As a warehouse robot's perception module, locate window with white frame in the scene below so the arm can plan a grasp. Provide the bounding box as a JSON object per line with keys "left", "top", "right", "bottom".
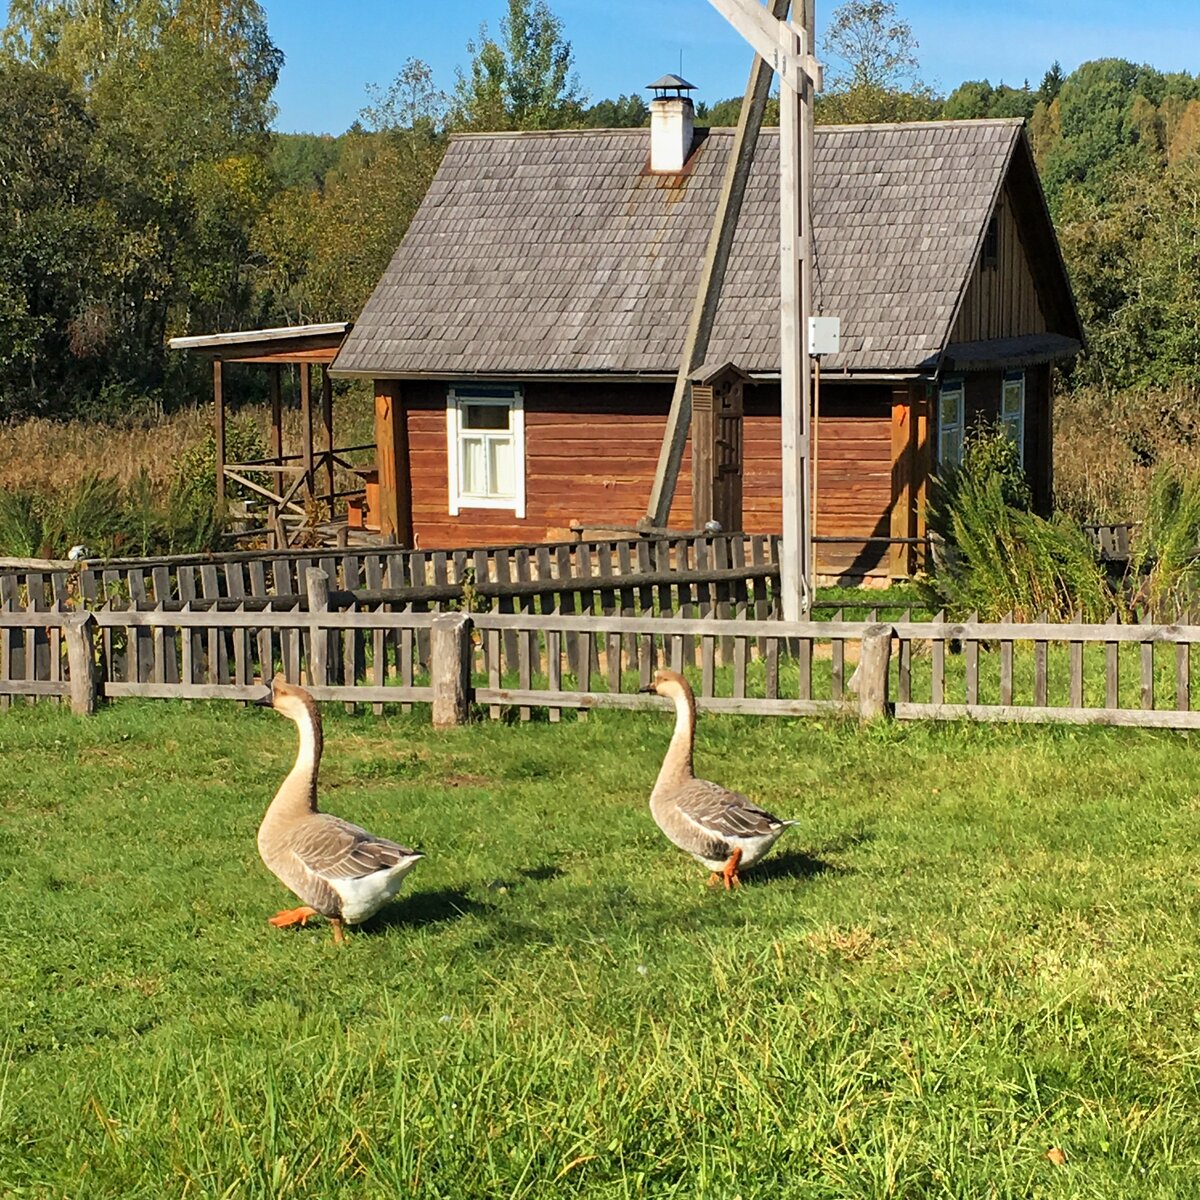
{"left": 446, "top": 385, "right": 525, "bottom": 517}
{"left": 1001, "top": 370, "right": 1025, "bottom": 464}
{"left": 938, "top": 378, "right": 965, "bottom": 469}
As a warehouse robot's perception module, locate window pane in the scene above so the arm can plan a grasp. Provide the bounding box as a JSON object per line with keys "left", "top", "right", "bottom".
{"left": 940, "top": 430, "right": 961, "bottom": 467}
{"left": 463, "top": 403, "right": 509, "bottom": 431}
{"left": 1002, "top": 387, "right": 1022, "bottom": 417}
{"left": 940, "top": 390, "right": 962, "bottom": 428}
{"left": 489, "top": 436, "right": 515, "bottom": 497}
{"left": 460, "top": 435, "right": 488, "bottom": 495}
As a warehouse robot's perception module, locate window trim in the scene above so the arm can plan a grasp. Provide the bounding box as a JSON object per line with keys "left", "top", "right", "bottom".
{"left": 938, "top": 377, "right": 965, "bottom": 470}
{"left": 446, "top": 384, "right": 526, "bottom": 518}
{"left": 1001, "top": 370, "right": 1025, "bottom": 465}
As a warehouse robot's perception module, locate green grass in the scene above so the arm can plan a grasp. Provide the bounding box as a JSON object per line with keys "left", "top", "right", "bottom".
{"left": 3, "top": 702, "right": 1200, "bottom": 1196}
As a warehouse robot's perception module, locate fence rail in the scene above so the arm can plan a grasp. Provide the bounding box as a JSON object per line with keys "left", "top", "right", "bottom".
{"left": 5, "top": 591, "right": 1200, "bottom": 730}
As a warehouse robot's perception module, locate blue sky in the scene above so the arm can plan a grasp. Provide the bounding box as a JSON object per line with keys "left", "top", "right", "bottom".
{"left": 265, "top": 0, "right": 1200, "bottom": 134}
{"left": 2, "top": 1, "right": 1198, "bottom": 133}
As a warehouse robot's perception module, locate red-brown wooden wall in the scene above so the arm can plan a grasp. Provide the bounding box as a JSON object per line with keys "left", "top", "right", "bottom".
{"left": 396, "top": 378, "right": 898, "bottom": 579}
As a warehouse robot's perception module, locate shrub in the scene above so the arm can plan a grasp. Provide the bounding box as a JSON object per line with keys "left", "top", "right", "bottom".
{"left": 923, "top": 422, "right": 1114, "bottom": 621}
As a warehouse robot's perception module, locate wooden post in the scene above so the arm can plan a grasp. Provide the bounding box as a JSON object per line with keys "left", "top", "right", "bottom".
{"left": 300, "top": 362, "right": 314, "bottom": 503}
{"left": 890, "top": 385, "right": 914, "bottom": 578}
{"left": 646, "top": 0, "right": 791, "bottom": 528}
{"left": 213, "top": 359, "right": 227, "bottom": 509}
{"left": 321, "top": 365, "right": 335, "bottom": 519}
{"left": 64, "top": 613, "right": 98, "bottom": 716}
{"left": 305, "top": 567, "right": 329, "bottom": 687}
{"left": 269, "top": 364, "right": 283, "bottom": 465}
{"left": 850, "top": 623, "right": 892, "bottom": 722}
{"left": 914, "top": 383, "right": 931, "bottom": 571}
{"left": 373, "top": 379, "right": 413, "bottom": 545}
{"left": 431, "top": 612, "right": 472, "bottom": 728}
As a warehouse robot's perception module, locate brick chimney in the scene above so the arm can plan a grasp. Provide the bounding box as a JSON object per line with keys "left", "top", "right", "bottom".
{"left": 647, "top": 74, "right": 696, "bottom": 172}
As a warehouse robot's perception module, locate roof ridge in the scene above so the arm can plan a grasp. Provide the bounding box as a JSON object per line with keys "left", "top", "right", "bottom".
{"left": 448, "top": 117, "right": 1025, "bottom": 144}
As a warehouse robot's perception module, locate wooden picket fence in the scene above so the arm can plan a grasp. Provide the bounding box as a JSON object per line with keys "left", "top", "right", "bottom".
{"left": 6, "top": 596, "right": 1200, "bottom": 729}
{"left": 0, "top": 532, "right": 782, "bottom": 621}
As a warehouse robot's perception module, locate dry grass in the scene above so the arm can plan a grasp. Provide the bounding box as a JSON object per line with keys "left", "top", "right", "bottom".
{"left": 0, "top": 393, "right": 377, "bottom": 499}
{"left": 1054, "top": 383, "right": 1200, "bottom": 524}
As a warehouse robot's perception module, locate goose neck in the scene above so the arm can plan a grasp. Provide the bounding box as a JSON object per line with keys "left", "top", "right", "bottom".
{"left": 268, "top": 704, "right": 322, "bottom": 818}
{"left": 654, "top": 686, "right": 695, "bottom": 794}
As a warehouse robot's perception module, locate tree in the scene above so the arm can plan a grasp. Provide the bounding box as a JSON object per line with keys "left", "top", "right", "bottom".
{"left": 581, "top": 93, "right": 648, "bottom": 128}
{"left": 818, "top": 0, "right": 934, "bottom": 124}
{"left": 451, "top": 0, "right": 585, "bottom": 131}
{"left": 0, "top": 62, "right": 108, "bottom": 415}
{"left": 823, "top": 0, "right": 920, "bottom": 92}
{"left": 1, "top": 0, "right": 283, "bottom": 410}
{"left": 1037, "top": 61, "right": 1064, "bottom": 106}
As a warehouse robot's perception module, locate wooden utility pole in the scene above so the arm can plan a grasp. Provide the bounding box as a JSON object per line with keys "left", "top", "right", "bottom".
{"left": 645, "top": 0, "right": 791, "bottom": 529}
{"left": 707, "top": 0, "right": 821, "bottom": 619}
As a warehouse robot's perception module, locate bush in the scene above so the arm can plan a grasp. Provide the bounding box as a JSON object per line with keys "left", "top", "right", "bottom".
{"left": 923, "top": 422, "right": 1114, "bottom": 621}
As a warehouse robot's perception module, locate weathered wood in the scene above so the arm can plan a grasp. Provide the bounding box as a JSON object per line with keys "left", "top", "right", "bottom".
{"left": 431, "top": 612, "right": 473, "bottom": 728}
{"left": 896, "top": 702, "right": 1200, "bottom": 731}
{"left": 373, "top": 380, "right": 412, "bottom": 544}
{"left": 850, "top": 623, "right": 892, "bottom": 721}
{"left": 214, "top": 359, "right": 226, "bottom": 508}
{"left": 65, "top": 614, "right": 98, "bottom": 715}
{"left": 646, "top": 0, "right": 790, "bottom": 527}
{"left": 477, "top": 687, "right": 845, "bottom": 718}
{"left": 306, "top": 568, "right": 330, "bottom": 686}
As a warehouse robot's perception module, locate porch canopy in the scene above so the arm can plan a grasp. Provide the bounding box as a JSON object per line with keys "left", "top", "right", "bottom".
{"left": 169, "top": 323, "right": 361, "bottom": 545}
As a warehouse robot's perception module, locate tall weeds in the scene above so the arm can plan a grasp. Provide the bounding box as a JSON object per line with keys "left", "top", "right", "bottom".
{"left": 924, "top": 423, "right": 1114, "bottom": 621}
{"left": 1130, "top": 467, "right": 1200, "bottom": 616}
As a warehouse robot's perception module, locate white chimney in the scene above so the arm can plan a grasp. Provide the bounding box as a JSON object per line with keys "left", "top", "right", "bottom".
{"left": 647, "top": 75, "right": 696, "bottom": 172}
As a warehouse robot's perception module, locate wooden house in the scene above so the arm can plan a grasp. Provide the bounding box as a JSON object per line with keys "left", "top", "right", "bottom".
{"left": 332, "top": 110, "right": 1081, "bottom": 579}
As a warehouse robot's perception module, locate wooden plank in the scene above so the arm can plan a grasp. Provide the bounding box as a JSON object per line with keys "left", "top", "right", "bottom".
{"left": 1178, "top": 639, "right": 1191, "bottom": 713}
{"left": 932, "top": 609, "right": 945, "bottom": 705}
{"left": 0, "top": 679, "right": 72, "bottom": 698}
{"left": 965, "top": 612, "right": 979, "bottom": 706}
{"left": 247, "top": 559, "right": 271, "bottom": 685}
{"left": 766, "top": 637, "right": 779, "bottom": 699}
{"left": 104, "top": 682, "right": 432, "bottom": 703}
{"left": 151, "top": 565, "right": 175, "bottom": 685}
{"left": 547, "top": 628, "right": 562, "bottom": 723}
{"left": 999, "top": 619, "right": 1013, "bottom": 707}
{"left": 889, "top": 389, "right": 913, "bottom": 577}
{"left": 1070, "top": 634, "right": 1084, "bottom": 709}
{"left": 1142, "top": 637, "right": 1155, "bottom": 711}
{"left": 477, "top": 688, "right": 844, "bottom": 718}
{"left": 831, "top": 609, "right": 845, "bottom": 702}
{"left": 0, "top": 573, "right": 14, "bottom": 709}
{"left": 200, "top": 565, "right": 225, "bottom": 684}
{"left": 225, "top": 562, "right": 248, "bottom": 694}
{"left": 1106, "top": 611, "right": 1119, "bottom": 710}
{"left": 487, "top": 627, "right": 501, "bottom": 720}
{"left": 896, "top": 702, "right": 1200, "bottom": 730}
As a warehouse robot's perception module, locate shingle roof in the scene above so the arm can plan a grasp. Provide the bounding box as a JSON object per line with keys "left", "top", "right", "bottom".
{"left": 333, "top": 119, "right": 1026, "bottom": 378}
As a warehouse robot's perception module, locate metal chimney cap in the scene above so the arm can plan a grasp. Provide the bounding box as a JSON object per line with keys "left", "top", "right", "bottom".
{"left": 647, "top": 74, "right": 697, "bottom": 95}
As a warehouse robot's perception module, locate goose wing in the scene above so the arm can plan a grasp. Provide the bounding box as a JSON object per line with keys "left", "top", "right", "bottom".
{"left": 290, "top": 814, "right": 421, "bottom": 884}
{"left": 673, "top": 778, "right": 791, "bottom": 840}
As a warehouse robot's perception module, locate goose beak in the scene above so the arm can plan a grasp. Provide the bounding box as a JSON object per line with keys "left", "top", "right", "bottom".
{"left": 638, "top": 683, "right": 657, "bottom": 694}
{"left": 253, "top": 684, "right": 274, "bottom": 707}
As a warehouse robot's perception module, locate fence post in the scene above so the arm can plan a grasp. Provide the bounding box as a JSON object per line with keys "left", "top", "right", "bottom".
{"left": 431, "top": 612, "right": 473, "bottom": 728}
{"left": 65, "top": 613, "right": 98, "bottom": 716}
{"left": 305, "top": 568, "right": 329, "bottom": 687}
{"left": 850, "top": 623, "right": 893, "bottom": 722}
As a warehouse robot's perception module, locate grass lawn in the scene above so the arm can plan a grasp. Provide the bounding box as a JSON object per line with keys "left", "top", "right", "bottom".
{"left": 3, "top": 700, "right": 1200, "bottom": 1197}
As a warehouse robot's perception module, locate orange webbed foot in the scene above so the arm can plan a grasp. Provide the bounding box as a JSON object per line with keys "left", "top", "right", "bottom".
{"left": 721, "top": 848, "right": 744, "bottom": 891}
{"left": 268, "top": 905, "right": 319, "bottom": 929}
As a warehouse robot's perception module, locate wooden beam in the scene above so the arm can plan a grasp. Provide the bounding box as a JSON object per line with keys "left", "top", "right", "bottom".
{"left": 777, "top": 4, "right": 815, "bottom": 618}
{"left": 269, "top": 364, "right": 283, "bottom": 465}
{"left": 890, "top": 385, "right": 914, "bottom": 577}
{"left": 321, "top": 366, "right": 335, "bottom": 519}
{"left": 914, "top": 383, "right": 931, "bottom": 571}
{"left": 299, "top": 362, "right": 314, "bottom": 502}
{"left": 705, "top": 0, "right": 811, "bottom": 91}
{"left": 646, "top": 0, "right": 792, "bottom": 529}
{"left": 213, "top": 359, "right": 226, "bottom": 509}
{"left": 373, "top": 379, "right": 412, "bottom": 545}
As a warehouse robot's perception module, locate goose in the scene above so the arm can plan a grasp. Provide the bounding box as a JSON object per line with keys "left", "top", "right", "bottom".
{"left": 254, "top": 676, "right": 422, "bottom": 943}
{"left": 640, "top": 668, "right": 795, "bottom": 888}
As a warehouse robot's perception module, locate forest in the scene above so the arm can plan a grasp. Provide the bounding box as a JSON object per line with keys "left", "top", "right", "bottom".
{"left": 1, "top": 0, "right": 1199, "bottom": 527}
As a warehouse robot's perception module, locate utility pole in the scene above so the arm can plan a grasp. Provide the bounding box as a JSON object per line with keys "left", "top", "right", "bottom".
{"left": 707, "top": 0, "right": 821, "bottom": 619}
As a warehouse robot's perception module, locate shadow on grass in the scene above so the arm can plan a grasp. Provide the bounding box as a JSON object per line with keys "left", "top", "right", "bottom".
{"left": 754, "top": 848, "right": 844, "bottom": 884}
{"left": 366, "top": 887, "right": 494, "bottom": 932}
